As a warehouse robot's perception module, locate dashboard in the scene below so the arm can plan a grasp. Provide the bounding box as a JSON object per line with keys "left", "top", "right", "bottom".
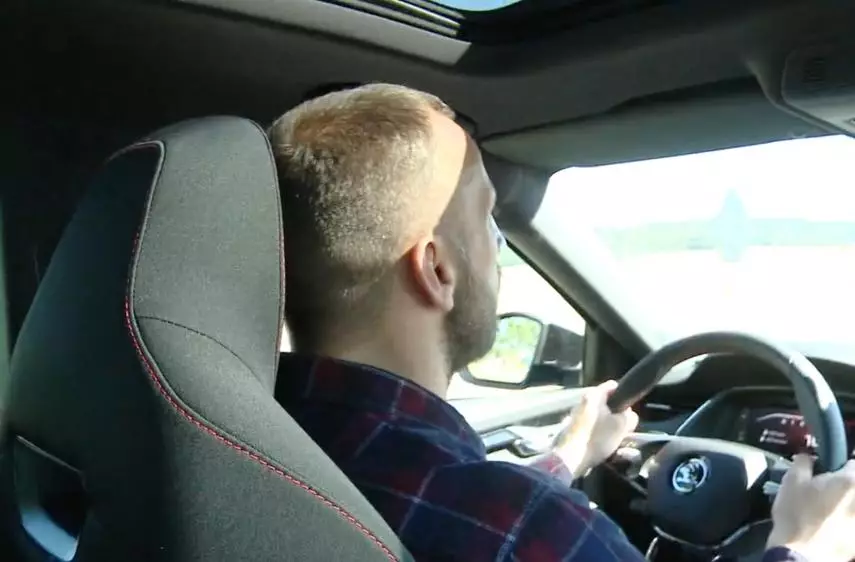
{"left": 477, "top": 354, "right": 855, "bottom": 465}
{"left": 675, "top": 386, "right": 855, "bottom": 459}
{"left": 472, "top": 355, "right": 855, "bottom": 557}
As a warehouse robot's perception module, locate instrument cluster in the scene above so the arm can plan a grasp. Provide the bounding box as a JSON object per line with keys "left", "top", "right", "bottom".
{"left": 674, "top": 386, "right": 855, "bottom": 459}
{"left": 737, "top": 408, "right": 855, "bottom": 459}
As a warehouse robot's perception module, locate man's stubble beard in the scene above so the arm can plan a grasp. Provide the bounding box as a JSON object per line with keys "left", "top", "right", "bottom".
{"left": 443, "top": 259, "right": 499, "bottom": 376}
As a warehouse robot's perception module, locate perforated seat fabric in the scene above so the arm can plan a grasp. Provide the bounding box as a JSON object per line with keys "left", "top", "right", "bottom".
{"left": 0, "top": 117, "right": 412, "bottom": 562}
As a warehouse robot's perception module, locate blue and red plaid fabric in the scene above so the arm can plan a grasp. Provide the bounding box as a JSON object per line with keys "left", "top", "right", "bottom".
{"left": 276, "top": 353, "right": 805, "bottom": 562}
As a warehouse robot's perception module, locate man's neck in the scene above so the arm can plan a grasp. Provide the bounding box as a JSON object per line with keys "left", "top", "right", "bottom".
{"left": 311, "top": 339, "right": 450, "bottom": 398}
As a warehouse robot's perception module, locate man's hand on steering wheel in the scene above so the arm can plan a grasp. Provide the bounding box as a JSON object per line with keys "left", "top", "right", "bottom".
{"left": 769, "top": 454, "right": 855, "bottom": 562}
{"left": 550, "top": 380, "right": 639, "bottom": 478}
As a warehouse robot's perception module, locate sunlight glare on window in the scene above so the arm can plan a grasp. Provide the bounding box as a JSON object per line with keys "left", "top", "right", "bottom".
{"left": 542, "top": 134, "right": 855, "bottom": 363}
{"left": 433, "top": 0, "right": 523, "bottom": 11}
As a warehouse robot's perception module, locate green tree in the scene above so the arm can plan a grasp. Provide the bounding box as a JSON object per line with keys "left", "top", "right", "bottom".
{"left": 468, "top": 316, "right": 541, "bottom": 383}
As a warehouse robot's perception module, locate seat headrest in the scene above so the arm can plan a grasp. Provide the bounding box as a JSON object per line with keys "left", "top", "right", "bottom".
{"left": 2, "top": 117, "right": 409, "bottom": 561}
{"left": 128, "top": 118, "right": 285, "bottom": 391}
{"left": 16, "top": 116, "right": 284, "bottom": 392}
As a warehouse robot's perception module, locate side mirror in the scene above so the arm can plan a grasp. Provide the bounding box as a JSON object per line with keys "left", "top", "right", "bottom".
{"left": 461, "top": 312, "right": 584, "bottom": 389}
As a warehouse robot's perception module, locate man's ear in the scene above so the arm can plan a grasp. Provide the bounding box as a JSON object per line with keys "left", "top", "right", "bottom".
{"left": 405, "top": 236, "right": 456, "bottom": 313}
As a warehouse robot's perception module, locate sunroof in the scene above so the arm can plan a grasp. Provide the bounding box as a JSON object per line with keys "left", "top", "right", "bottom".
{"left": 434, "top": 0, "right": 524, "bottom": 11}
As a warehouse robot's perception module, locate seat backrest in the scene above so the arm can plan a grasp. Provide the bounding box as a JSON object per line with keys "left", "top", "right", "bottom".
{"left": 0, "top": 117, "right": 411, "bottom": 562}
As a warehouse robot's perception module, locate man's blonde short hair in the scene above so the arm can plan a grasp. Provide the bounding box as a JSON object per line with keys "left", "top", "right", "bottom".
{"left": 269, "top": 83, "right": 456, "bottom": 350}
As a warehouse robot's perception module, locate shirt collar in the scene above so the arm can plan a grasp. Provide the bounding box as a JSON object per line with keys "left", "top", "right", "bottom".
{"left": 277, "top": 352, "right": 484, "bottom": 452}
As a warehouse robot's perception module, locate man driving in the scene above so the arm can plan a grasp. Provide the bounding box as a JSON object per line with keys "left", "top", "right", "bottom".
{"left": 269, "top": 83, "right": 855, "bottom": 562}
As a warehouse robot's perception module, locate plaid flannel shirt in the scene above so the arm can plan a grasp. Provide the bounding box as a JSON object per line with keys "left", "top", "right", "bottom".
{"left": 276, "top": 353, "right": 806, "bottom": 562}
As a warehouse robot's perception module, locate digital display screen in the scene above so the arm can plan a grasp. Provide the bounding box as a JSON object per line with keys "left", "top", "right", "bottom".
{"left": 745, "top": 409, "right": 855, "bottom": 458}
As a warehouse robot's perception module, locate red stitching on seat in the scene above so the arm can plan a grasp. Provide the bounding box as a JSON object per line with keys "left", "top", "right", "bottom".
{"left": 124, "top": 284, "right": 399, "bottom": 562}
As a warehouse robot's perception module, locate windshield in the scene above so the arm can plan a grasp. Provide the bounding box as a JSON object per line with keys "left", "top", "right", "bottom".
{"left": 544, "top": 134, "right": 855, "bottom": 364}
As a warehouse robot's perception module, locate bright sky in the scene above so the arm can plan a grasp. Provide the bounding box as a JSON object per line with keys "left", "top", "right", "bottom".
{"left": 549, "top": 135, "right": 855, "bottom": 227}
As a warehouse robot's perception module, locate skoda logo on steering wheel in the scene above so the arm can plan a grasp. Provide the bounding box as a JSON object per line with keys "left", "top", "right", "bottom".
{"left": 671, "top": 457, "right": 710, "bottom": 494}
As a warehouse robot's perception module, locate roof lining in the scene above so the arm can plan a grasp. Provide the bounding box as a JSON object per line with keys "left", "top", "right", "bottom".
{"left": 482, "top": 79, "right": 830, "bottom": 170}
{"left": 6, "top": 0, "right": 855, "bottom": 145}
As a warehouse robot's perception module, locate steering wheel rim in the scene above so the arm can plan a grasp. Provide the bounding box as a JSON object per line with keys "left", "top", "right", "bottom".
{"left": 607, "top": 331, "right": 848, "bottom": 473}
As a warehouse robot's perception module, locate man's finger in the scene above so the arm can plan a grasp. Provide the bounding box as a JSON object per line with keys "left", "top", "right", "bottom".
{"left": 623, "top": 409, "right": 640, "bottom": 433}
{"left": 582, "top": 380, "right": 618, "bottom": 409}
{"left": 598, "top": 380, "right": 619, "bottom": 393}
{"left": 786, "top": 454, "right": 815, "bottom": 484}
{"left": 580, "top": 382, "right": 612, "bottom": 407}
{"left": 567, "top": 388, "right": 601, "bottom": 423}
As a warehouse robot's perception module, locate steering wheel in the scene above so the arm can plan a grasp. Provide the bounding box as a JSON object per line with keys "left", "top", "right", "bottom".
{"left": 602, "top": 332, "right": 848, "bottom": 557}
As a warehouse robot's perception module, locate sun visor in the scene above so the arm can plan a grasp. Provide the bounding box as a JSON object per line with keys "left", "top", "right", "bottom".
{"left": 781, "top": 40, "right": 855, "bottom": 136}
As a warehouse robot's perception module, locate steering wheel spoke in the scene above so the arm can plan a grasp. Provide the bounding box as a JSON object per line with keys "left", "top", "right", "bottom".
{"left": 654, "top": 517, "right": 774, "bottom": 559}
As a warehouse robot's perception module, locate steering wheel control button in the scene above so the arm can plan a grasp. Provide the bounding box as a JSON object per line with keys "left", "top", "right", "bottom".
{"left": 615, "top": 446, "right": 643, "bottom": 463}
{"left": 768, "top": 458, "right": 790, "bottom": 482}
{"left": 671, "top": 456, "right": 710, "bottom": 494}
{"left": 629, "top": 498, "right": 649, "bottom": 514}
{"left": 762, "top": 480, "right": 780, "bottom": 500}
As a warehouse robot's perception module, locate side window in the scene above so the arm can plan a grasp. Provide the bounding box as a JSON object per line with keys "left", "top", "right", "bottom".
{"left": 281, "top": 245, "right": 587, "bottom": 396}
{"left": 447, "top": 245, "right": 587, "bottom": 399}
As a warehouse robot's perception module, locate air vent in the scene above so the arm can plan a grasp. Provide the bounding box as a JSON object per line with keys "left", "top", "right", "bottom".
{"left": 781, "top": 39, "right": 855, "bottom": 135}
{"left": 801, "top": 56, "right": 828, "bottom": 86}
